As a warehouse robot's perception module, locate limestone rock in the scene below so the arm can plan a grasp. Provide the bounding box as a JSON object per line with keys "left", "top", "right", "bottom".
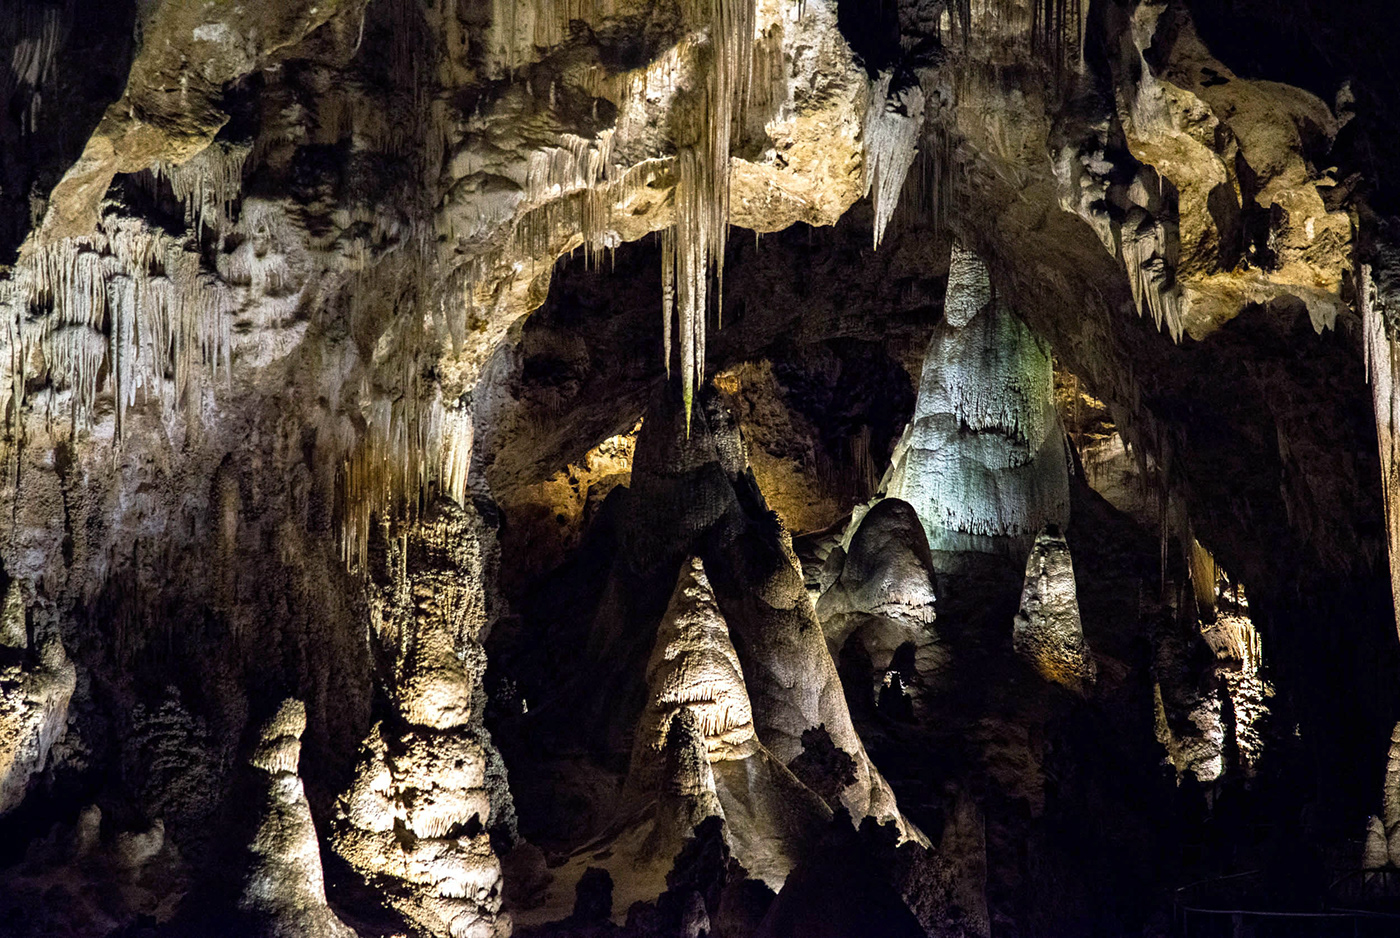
{"left": 530, "top": 555, "right": 829, "bottom": 924}
{"left": 240, "top": 698, "right": 356, "bottom": 938}
{"left": 632, "top": 557, "right": 758, "bottom": 774}
{"left": 817, "top": 498, "right": 943, "bottom": 715}
{"left": 634, "top": 557, "right": 831, "bottom": 890}
{"left": 1011, "top": 525, "right": 1097, "bottom": 695}
{"left": 1365, "top": 815, "right": 1390, "bottom": 870}
{"left": 883, "top": 243, "right": 1069, "bottom": 558}
{"left": 0, "top": 582, "right": 76, "bottom": 817}
{"left": 334, "top": 501, "right": 513, "bottom": 938}
{"left": 1385, "top": 721, "right": 1400, "bottom": 867}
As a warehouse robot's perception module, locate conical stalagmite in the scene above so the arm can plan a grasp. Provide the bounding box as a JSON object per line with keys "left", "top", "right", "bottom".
{"left": 883, "top": 242, "right": 1069, "bottom": 559}
{"left": 631, "top": 556, "right": 830, "bottom": 891}
{"left": 606, "top": 385, "right": 921, "bottom": 843}
{"left": 240, "top": 699, "right": 356, "bottom": 938}
{"left": 1012, "top": 525, "right": 1097, "bottom": 695}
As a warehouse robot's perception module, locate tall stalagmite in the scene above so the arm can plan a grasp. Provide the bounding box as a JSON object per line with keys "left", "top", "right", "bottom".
{"left": 883, "top": 242, "right": 1069, "bottom": 557}
{"left": 333, "top": 500, "right": 514, "bottom": 938}
{"left": 1012, "top": 525, "right": 1096, "bottom": 696}
{"left": 240, "top": 699, "right": 357, "bottom": 938}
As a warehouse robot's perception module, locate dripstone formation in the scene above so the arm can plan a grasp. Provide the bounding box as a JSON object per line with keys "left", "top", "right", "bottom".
{"left": 2, "top": 0, "right": 1400, "bottom": 935}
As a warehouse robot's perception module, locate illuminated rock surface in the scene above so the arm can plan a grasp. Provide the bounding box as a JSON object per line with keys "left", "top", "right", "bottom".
{"left": 0, "top": 0, "right": 1398, "bottom": 934}
{"left": 1011, "top": 525, "right": 1096, "bottom": 696}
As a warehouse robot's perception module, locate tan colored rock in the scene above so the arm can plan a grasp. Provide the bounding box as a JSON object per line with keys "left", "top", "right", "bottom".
{"left": 40, "top": 0, "right": 368, "bottom": 242}
{"left": 1385, "top": 722, "right": 1400, "bottom": 867}
{"left": 335, "top": 501, "right": 513, "bottom": 938}
{"left": 241, "top": 699, "right": 356, "bottom": 938}
{"left": 1012, "top": 525, "right": 1097, "bottom": 696}
{"left": 0, "top": 583, "right": 76, "bottom": 817}
{"left": 521, "top": 555, "right": 830, "bottom": 927}
{"left": 1053, "top": 2, "right": 1350, "bottom": 341}
{"left": 711, "top": 363, "right": 847, "bottom": 535}
{"left": 632, "top": 558, "right": 758, "bottom": 770}
{"left": 631, "top": 557, "right": 830, "bottom": 890}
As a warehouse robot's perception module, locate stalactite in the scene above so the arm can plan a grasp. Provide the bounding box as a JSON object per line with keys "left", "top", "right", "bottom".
{"left": 4, "top": 3, "right": 64, "bottom": 133}
{"left": 659, "top": 0, "right": 756, "bottom": 426}
{"left": 1123, "top": 212, "right": 1184, "bottom": 343}
{"left": 962, "top": 0, "right": 1081, "bottom": 72}
{"left": 865, "top": 72, "right": 925, "bottom": 251}
{"left": 1029, "top": 0, "right": 1083, "bottom": 77}
{"left": 0, "top": 216, "right": 235, "bottom": 440}
{"left": 661, "top": 227, "right": 675, "bottom": 379}
{"left": 340, "top": 388, "right": 475, "bottom": 572}
{"left": 523, "top": 130, "right": 617, "bottom": 263}
{"left": 1362, "top": 262, "right": 1400, "bottom": 638}
{"left": 153, "top": 142, "right": 251, "bottom": 239}
{"left": 486, "top": 0, "right": 648, "bottom": 76}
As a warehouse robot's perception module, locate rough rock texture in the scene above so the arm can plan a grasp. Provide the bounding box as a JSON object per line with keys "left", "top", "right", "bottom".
{"left": 0, "top": 803, "right": 186, "bottom": 937}
{"left": 816, "top": 497, "right": 942, "bottom": 716}
{"left": 333, "top": 501, "right": 513, "bottom": 938}
{"left": 0, "top": 581, "right": 76, "bottom": 817}
{"left": 2, "top": 0, "right": 1400, "bottom": 934}
{"left": 1011, "top": 525, "right": 1096, "bottom": 696}
{"left": 1385, "top": 721, "right": 1400, "bottom": 869}
{"left": 241, "top": 698, "right": 356, "bottom": 938}
{"left": 617, "top": 386, "right": 916, "bottom": 839}
{"left": 883, "top": 243, "right": 1069, "bottom": 558}
{"left": 521, "top": 555, "right": 830, "bottom": 926}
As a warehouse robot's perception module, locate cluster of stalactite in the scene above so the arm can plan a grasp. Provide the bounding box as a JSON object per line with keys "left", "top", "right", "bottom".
{"left": 660, "top": 0, "right": 755, "bottom": 426}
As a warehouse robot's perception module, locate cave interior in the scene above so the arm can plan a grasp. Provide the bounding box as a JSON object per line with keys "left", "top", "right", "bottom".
{"left": 1, "top": 0, "right": 1400, "bottom": 936}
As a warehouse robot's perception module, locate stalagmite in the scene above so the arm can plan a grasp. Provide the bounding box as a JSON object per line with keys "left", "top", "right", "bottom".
{"left": 1012, "top": 524, "right": 1096, "bottom": 695}
{"left": 1385, "top": 722, "right": 1400, "bottom": 867}
{"left": 632, "top": 557, "right": 757, "bottom": 769}
{"left": 523, "top": 555, "right": 829, "bottom": 923}
{"left": 816, "top": 498, "right": 942, "bottom": 714}
{"left": 1364, "top": 815, "right": 1390, "bottom": 870}
{"left": 334, "top": 501, "right": 513, "bottom": 938}
{"left": 882, "top": 242, "right": 1069, "bottom": 557}
{"left": 240, "top": 699, "right": 356, "bottom": 938}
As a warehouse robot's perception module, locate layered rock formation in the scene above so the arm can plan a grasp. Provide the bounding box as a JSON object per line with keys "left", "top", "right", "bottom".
{"left": 241, "top": 698, "right": 357, "bottom": 938}
{"left": 334, "top": 501, "right": 513, "bottom": 938}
